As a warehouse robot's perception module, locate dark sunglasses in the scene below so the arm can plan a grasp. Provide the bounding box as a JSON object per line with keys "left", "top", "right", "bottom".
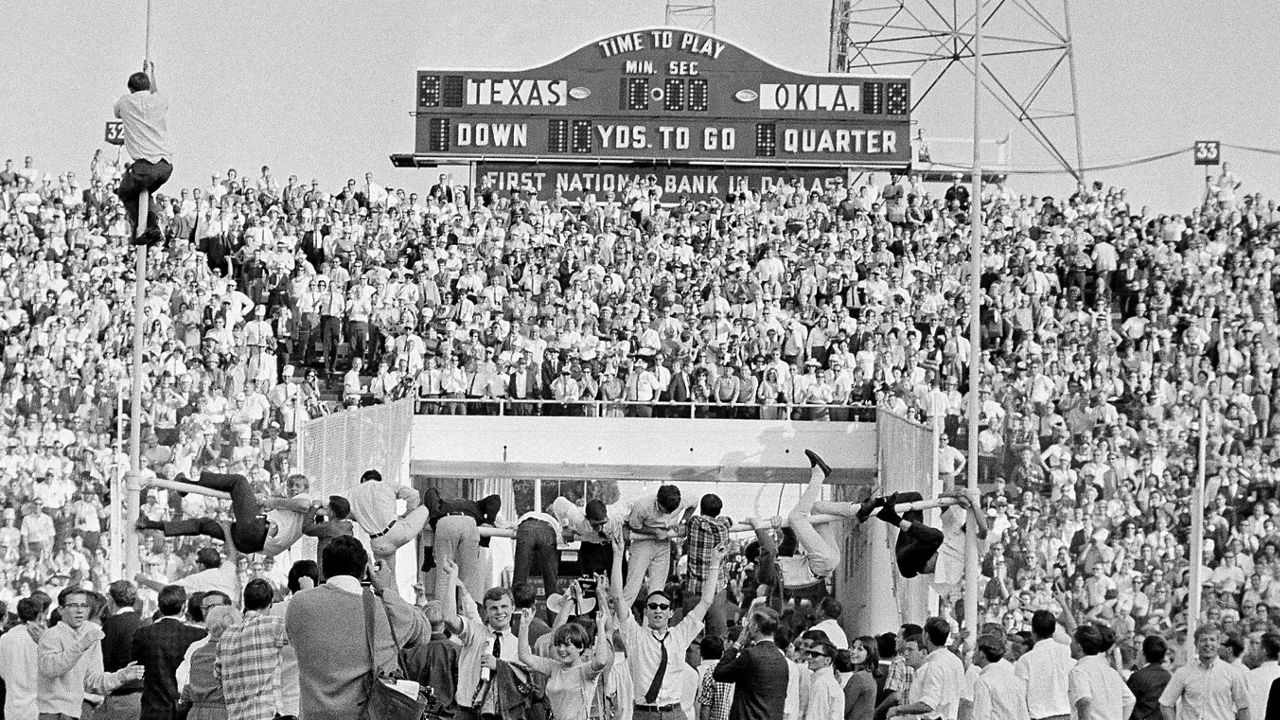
{"left": 646, "top": 603, "right": 671, "bottom": 611}
{"left": 805, "top": 649, "right": 832, "bottom": 659}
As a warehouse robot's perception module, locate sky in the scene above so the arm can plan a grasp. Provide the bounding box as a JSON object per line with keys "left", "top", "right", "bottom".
{"left": 3, "top": 1, "right": 1279, "bottom": 213}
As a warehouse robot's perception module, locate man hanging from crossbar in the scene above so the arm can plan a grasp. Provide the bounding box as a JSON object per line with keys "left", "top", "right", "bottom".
{"left": 113, "top": 62, "right": 171, "bottom": 246}
{"left": 857, "top": 488, "right": 991, "bottom": 597}
{"left": 136, "top": 471, "right": 315, "bottom": 556}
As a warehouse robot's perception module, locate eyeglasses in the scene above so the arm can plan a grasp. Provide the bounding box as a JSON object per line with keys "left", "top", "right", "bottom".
{"left": 646, "top": 603, "right": 671, "bottom": 611}
{"left": 804, "top": 650, "right": 832, "bottom": 659}
{"left": 63, "top": 602, "right": 90, "bottom": 610}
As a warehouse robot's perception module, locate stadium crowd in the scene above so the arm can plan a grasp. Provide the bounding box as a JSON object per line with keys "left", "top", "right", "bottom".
{"left": 0, "top": 149, "right": 1278, "bottom": 720}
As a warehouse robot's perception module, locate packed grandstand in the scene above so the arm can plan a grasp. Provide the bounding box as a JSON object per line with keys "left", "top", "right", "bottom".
{"left": 0, "top": 153, "right": 1272, "bottom": 661}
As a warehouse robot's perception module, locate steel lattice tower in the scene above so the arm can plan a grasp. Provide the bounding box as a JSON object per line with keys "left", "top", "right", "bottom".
{"left": 829, "top": 0, "right": 1085, "bottom": 178}
{"left": 666, "top": 0, "right": 716, "bottom": 33}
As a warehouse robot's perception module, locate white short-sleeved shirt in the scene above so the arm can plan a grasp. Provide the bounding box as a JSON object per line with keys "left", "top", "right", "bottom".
{"left": 1068, "top": 655, "right": 1134, "bottom": 720}
{"left": 619, "top": 612, "right": 704, "bottom": 707}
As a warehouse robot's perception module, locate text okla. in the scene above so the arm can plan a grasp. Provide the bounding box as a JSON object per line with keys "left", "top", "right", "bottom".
{"left": 454, "top": 122, "right": 899, "bottom": 155}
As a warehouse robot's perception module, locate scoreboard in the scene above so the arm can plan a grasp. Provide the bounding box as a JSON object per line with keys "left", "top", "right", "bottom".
{"left": 401, "top": 28, "right": 911, "bottom": 168}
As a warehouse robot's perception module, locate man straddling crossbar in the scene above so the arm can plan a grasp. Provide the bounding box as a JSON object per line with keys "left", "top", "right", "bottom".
{"left": 136, "top": 472, "right": 315, "bottom": 556}
{"left": 857, "top": 488, "right": 990, "bottom": 596}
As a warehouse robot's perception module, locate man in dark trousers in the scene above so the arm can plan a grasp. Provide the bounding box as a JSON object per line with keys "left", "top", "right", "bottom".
{"left": 713, "top": 605, "right": 790, "bottom": 720}
{"left": 132, "top": 585, "right": 206, "bottom": 720}
{"left": 113, "top": 64, "right": 171, "bottom": 246}
{"left": 100, "top": 580, "right": 145, "bottom": 720}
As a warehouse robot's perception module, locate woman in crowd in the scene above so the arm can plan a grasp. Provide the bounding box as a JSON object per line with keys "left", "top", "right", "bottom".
{"left": 180, "top": 604, "right": 241, "bottom": 720}
{"left": 839, "top": 636, "right": 879, "bottom": 720}
{"left": 517, "top": 596, "right": 615, "bottom": 720}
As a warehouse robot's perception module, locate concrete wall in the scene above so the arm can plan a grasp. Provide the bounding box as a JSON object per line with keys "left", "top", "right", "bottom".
{"left": 410, "top": 416, "right": 878, "bottom": 484}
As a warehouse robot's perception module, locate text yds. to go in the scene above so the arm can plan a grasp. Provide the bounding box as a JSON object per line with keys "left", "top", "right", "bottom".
{"left": 596, "top": 125, "right": 735, "bottom": 150}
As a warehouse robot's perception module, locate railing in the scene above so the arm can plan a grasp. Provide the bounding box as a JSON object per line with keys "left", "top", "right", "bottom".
{"left": 406, "top": 396, "right": 877, "bottom": 421}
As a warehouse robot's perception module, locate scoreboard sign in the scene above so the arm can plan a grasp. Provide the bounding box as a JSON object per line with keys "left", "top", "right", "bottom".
{"left": 476, "top": 161, "right": 849, "bottom": 202}
{"left": 404, "top": 28, "right": 911, "bottom": 168}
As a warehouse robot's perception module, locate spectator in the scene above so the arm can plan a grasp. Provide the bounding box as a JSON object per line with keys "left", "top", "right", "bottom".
{"left": 622, "top": 484, "right": 688, "bottom": 606}
{"left": 216, "top": 578, "right": 288, "bottom": 720}
{"left": 888, "top": 617, "right": 963, "bottom": 720}
{"left": 1015, "top": 610, "right": 1075, "bottom": 720}
{"left": 971, "top": 631, "right": 1028, "bottom": 720}
{"left": 113, "top": 66, "right": 171, "bottom": 245}
{"left": 178, "top": 604, "right": 242, "bottom": 720}
{"left": 284, "top": 535, "right": 427, "bottom": 720}
{"left": 1128, "top": 635, "right": 1172, "bottom": 720}
{"left": 713, "top": 606, "right": 790, "bottom": 720}
{"left": 1067, "top": 624, "right": 1134, "bottom": 720}
{"left": 684, "top": 493, "right": 733, "bottom": 638}
{"left": 37, "top": 586, "right": 145, "bottom": 720}
{"left": 516, "top": 599, "right": 615, "bottom": 720}
{"left": 132, "top": 584, "right": 207, "bottom": 720}
{"left": 803, "top": 639, "right": 845, "bottom": 720}
{"left": 695, "top": 635, "right": 735, "bottom": 720}
{"left": 1247, "top": 634, "right": 1280, "bottom": 720}
{"left": 100, "top": 580, "right": 144, "bottom": 720}
{"left": 0, "top": 596, "right": 44, "bottom": 720}
{"left": 1159, "top": 626, "right": 1249, "bottom": 720}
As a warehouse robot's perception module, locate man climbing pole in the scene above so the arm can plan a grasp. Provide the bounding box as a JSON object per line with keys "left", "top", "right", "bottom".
{"left": 113, "top": 61, "right": 170, "bottom": 245}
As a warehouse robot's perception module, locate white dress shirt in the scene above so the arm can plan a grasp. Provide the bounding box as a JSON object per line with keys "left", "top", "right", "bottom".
{"left": 910, "top": 647, "right": 965, "bottom": 720}
{"left": 1245, "top": 660, "right": 1280, "bottom": 720}
{"left": 974, "top": 659, "right": 1030, "bottom": 720}
{"left": 1068, "top": 655, "right": 1135, "bottom": 720}
{"left": 1016, "top": 636, "right": 1076, "bottom": 718}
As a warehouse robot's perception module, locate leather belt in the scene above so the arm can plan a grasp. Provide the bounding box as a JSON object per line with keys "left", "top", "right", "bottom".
{"left": 635, "top": 704, "right": 679, "bottom": 712}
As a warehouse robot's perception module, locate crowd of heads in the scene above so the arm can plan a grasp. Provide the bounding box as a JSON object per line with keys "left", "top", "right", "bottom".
{"left": 0, "top": 151, "right": 1275, "bottom": 664}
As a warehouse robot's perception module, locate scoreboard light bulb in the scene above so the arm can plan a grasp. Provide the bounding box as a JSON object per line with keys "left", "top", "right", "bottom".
{"left": 650, "top": 88, "right": 665, "bottom": 102}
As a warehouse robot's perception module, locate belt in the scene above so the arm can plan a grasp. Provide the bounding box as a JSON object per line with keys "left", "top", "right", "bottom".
{"left": 635, "top": 704, "right": 679, "bottom": 712}
{"left": 444, "top": 511, "right": 471, "bottom": 518}
{"left": 370, "top": 520, "right": 397, "bottom": 539}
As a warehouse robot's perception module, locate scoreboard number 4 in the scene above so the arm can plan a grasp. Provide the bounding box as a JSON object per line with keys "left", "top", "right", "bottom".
{"left": 105, "top": 120, "right": 125, "bottom": 146}
{"left": 1193, "top": 140, "right": 1220, "bottom": 166}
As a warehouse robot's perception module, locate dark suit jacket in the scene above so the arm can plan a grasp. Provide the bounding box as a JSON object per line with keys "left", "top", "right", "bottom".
{"left": 103, "top": 609, "right": 145, "bottom": 694}
{"left": 132, "top": 616, "right": 207, "bottom": 720}
{"left": 668, "top": 371, "right": 692, "bottom": 403}
{"left": 713, "top": 640, "right": 790, "bottom": 720}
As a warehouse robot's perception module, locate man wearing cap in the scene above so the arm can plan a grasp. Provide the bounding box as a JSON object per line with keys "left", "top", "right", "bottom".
{"left": 611, "top": 525, "right": 728, "bottom": 720}
{"left": 972, "top": 630, "right": 1029, "bottom": 720}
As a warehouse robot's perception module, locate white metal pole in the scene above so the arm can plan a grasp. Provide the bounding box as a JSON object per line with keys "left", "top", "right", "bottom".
{"left": 963, "top": 0, "right": 983, "bottom": 645}
{"left": 125, "top": 0, "right": 154, "bottom": 582}
{"left": 111, "top": 388, "right": 124, "bottom": 579}
{"left": 1187, "top": 400, "right": 1207, "bottom": 658}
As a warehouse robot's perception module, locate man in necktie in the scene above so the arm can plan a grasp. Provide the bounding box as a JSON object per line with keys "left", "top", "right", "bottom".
{"left": 612, "top": 532, "right": 729, "bottom": 720}
{"left": 437, "top": 558, "right": 521, "bottom": 720}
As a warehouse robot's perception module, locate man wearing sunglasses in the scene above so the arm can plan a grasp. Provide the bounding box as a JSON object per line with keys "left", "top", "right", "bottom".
{"left": 611, "top": 531, "right": 728, "bottom": 720}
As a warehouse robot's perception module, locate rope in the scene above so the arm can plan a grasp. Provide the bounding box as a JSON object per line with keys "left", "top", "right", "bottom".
{"left": 1222, "top": 143, "right": 1280, "bottom": 159}
{"left": 923, "top": 146, "right": 1190, "bottom": 176}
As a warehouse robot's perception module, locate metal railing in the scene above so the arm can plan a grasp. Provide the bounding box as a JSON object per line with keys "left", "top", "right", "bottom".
{"left": 405, "top": 396, "right": 877, "bottom": 421}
